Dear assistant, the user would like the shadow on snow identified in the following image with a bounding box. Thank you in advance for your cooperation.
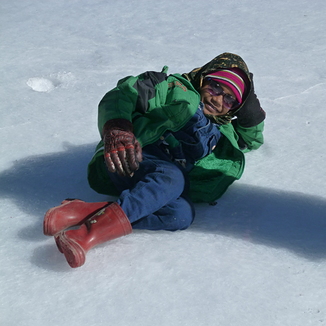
[191,184,326,261]
[0,142,325,262]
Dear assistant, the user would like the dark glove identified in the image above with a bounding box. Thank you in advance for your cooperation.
[236,73,266,128]
[102,119,142,177]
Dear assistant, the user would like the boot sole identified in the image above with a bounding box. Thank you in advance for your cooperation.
[43,206,58,236]
[56,233,86,268]
[54,235,64,253]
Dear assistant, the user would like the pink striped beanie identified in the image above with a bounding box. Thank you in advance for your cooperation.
[205,68,246,104]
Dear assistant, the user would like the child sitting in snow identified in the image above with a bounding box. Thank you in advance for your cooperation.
[43,52,266,268]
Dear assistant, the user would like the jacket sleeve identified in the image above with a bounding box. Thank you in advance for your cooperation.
[232,120,264,152]
[97,70,168,134]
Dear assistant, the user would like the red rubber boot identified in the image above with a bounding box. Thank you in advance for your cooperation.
[43,199,110,236]
[55,202,132,268]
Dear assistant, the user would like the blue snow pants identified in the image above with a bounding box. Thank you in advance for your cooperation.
[107,107,221,231]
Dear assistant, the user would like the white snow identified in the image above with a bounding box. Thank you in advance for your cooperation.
[1,0,326,325]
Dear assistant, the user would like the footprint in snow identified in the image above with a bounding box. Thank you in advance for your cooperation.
[26,77,55,93]
[27,72,75,93]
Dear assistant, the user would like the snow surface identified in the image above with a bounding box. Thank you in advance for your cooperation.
[1,0,326,325]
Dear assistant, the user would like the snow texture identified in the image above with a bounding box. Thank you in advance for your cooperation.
[1,1,326,325]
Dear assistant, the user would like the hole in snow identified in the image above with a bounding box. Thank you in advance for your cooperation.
[26,77,55,93]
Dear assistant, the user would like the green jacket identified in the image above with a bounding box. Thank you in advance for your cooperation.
[87,53,265,203]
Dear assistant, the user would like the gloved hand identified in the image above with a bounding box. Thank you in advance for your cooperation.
[235,73,266,128]
[102,119,142,177]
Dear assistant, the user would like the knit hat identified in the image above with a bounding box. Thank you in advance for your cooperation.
[204,68,246,105]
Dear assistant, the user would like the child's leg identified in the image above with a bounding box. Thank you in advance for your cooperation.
[108,144,193,230]
[131,196,195,231]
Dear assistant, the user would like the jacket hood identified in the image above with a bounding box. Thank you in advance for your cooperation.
[182,52,254,124]
[182,52,251,92]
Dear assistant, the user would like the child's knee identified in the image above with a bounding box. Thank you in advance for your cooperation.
[170,197,195,230]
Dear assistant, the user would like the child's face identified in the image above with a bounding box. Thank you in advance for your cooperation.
[200,80,237,116]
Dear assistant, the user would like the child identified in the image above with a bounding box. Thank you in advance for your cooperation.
[44,52,266,268]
